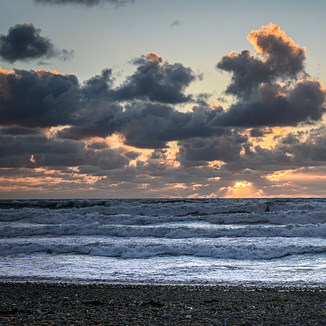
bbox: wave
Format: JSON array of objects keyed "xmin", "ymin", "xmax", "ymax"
[
  {"xmin": 0, "ymin": 199, "xmax": 112, "ymax": 210},
  {"xmin": 1, "ymin": 206, "xmax": 326, "ymax": 226},
  {"xmin": 1, "ymin": 197, "xmax": 325, "ymax": 212},
  {"xmin": 1, "ymin": 222, "xmax": 326, "ymax": 239},
  {"xmin": 1, "ymin": 237, "xmax": 325, "ymax": 260}
]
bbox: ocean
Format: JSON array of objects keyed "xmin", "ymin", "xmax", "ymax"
[{"xmin": 0, "ymin": 198, "xmax": 326, "ymax": 285}]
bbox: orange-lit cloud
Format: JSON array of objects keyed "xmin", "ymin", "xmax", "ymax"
[
  {"xmin": 266, "ymin": 168, "xmax": 326, "ymax": 182},
  {"xmin": 146, "ymin": 52, "xmax": 162, "ymax": 63},
  {"xmin": 247, "ymin": 22, "xmax": 306, "ymax": 60}
]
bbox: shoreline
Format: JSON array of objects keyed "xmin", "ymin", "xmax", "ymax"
[
  {"xmin": 2, "ymin": 276, "xmax": 326, "ymax": 288},
  {"xmin": 1, "ymin": 281, "xmax": 326, "ymax": 325}
]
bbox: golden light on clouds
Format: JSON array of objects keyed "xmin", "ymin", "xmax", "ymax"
[
  {"xmin": 207, "ymin": 161, "xmax": 226, "ymax": 169},
  {"xmin": 35, "ymin": 69, "xmax": 63, "ymax": 78},
  {"xmin": 247, "ymin": 22, "xmax": 306, "ymax": 58},
  {"xmin": 145, "ymin": 52, "xmax": 162, "ymax": 63},
  {"xmin": 0, "ymin": 67, "xmax": 14, "ymax": 74},
  {"xmin": 266, "ymin": 168, "xmax": 326, "ymax": 182},
  {"xmin": 0, "ymin": 167, "xmax": 105, "ymax": 196},
  {"xmin": 208, "ymin": 177, "xmax": 221, "ymax": 181}
]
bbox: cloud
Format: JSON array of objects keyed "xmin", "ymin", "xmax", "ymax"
[
  {"xmin": 248, "ymin": 23, "xmax": 306, "ymax": 77},
  {"xmin": 217, "ymin": 23, "xmax": 307, "ymax": 100},
  {"xmin": 170, "ymin": 19, "xmax": 182, "ymax": 28},
  {"xmin": 212, "ymin": 78, "xmax": 326, "ymax": 127},
  {"xmin": 215, "ymin": 23, "xmax": 326, "ymax": 127},
  {"xmin": 111, "ymin": 52, "xmax": 197, "ymax": 104},
  {"xmin": 0, "ymin": 131, "xmax": 130, "ymax": 170},
  {"xmin": 0, "ymin": 63, "xmax": 202, "ymax": 144},
  {"xmin": 0, "ymin": 68, "xmax": 80, "ymax": 127},
  {"xmin": 34, "ymin": 0, "xmax": 135, "ymax": 6},
  {"xmin": 0, "ymin": 23, "xmax": 73, "ymax": 63},
  {"xmin": 177, "ymin": 133, "xmax": 246, "ymax": 167},
  {"xmin": 110, "ymin": 102, "xmax": 227, "ymax": 149},
  {"xmin": 1, "ymin": 22, "xmax": 326, "ymax": 198},
  {"xmin": 1, "ymin": 23, "xmax": 326, "ymax": 198}
]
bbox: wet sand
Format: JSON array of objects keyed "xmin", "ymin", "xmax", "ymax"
[{"xmin": 0, "ymin": 281, "xmax": 326, "ymax": 325}]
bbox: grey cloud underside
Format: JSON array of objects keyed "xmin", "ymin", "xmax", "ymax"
[
  {"xmin": 178, "ymin": 133, "xmax": 247, "ymax": 167},
  {"xmin": 1, "ymin": 23, "xmax": 326, "ymax": 178},
  {"xmin": 0, "ymin": 131, "xmax": 129, "ymax": 170},
  {"xmin": 0, "ymin": 69, "xmax": 80, "ymax": 128},
  {"xmin": 177, "ymin": 126, "xmax": 326, "ymax": 173},
  {"xmin": 211, "ymin": 80, "xmax": 326, "ymax": 127},
  {"xmin": 1, "ymin": 64, "xmax": 324, "ymax": 150},
  {"xmin": 112, "ymin": 57, "xmax": 196, "ymax": 103},
  {"xmin": 217, "ymin": 25, "xmax": 306, "ymax": 100},
  {"xmin": 0, "ymin": 57, "xmax": 219, "ymax": 147},
  {"xmin": 0, "ymin": 24, "xmax": 73, "ymax": 63},
  {"xmin": 214, "ymin": 24, "xmax": 325, "ymax": 128},
  {"xmin": 34, "ymin": 0, "xmax": 134, "ymax": 6}
]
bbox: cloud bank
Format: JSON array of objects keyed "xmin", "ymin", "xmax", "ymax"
[{"xmin": 1, "ymin": 23, "xmax": 326, "ymax": 198}]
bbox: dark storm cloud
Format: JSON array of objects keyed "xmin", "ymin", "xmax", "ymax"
[
  {"xmin": 117, "ymin": 102, "xmax": 227, "ymax": 148},
  {"xmin": 217, "ymin": 50, "xmax": 270, "ymax": 99},
  {"xmin": 57, "ymin": 68, "xmax": 123, "ymax": 139},
  {"xmin": 82, "ymin": 69, "xmax": 114, "ymax": 98},
  {"xmin": 280, "ymin": 127, "xmax": 326, "ymax": 163},
  {"xmin": 177, "ymin": 133, "xmax": 247, "ymax": 166},
  {"xmin": 217, "ymin": 23, "xmax": 306, "ymax": 100},
  {"xmin": 0, "ymin": 133, "xmax": 85, "ymax": 168},
  {"xmin": 0, "ymin": 68, "xmax": 80, "ymax": 127},
  {"xmin": 174, "ymin": 124, "xmax": 326, "ymax": 173},
  {"xmin": 64, "ymin": 100, "xmax": 226, "ymax": 149},
  {"xmin": 0, "ymin": 51, "xmax": 201, "ymax": 144},
  {"xmin": 213, "ymin": 127, "xmax": 326, "ymax": 174},
  {"xmin": 0, "ymin": 126, "xmax": 42, "ymax": 136},
  {"xmin": 1, "ymin": 24, "xmax": 325, "ymax": 157},
  {"xmin": 34, "ymin": 0, "xmax": 135, "ymax": 6},
  {"xmin": 280, "ymin": 132, "xmax": 301, "ymax": 145},
  {"xmin": 212, "ymin": 79, "xmax": 326, "ymax": 127},
  {"xmin": 0, "ymin": 67, "xmax": 121, "ymax": 137},
  {"xmin": 0, "ymin": 133, "xmax": 130, "ymax": 170},
  {"xmin": 215, "ymin": 23, "xmax": 326, "ymax": 127},
  {"xmin": 111, "ymin": 53, "xmax": 197, "ymax": 104},
  {"xmin": 0, "ymin": 23, "xmax": 73, "ymax": 63},
  {"xmin": 248, "ymin": 23, "xmax": 306, "ymax": 77},
  {"xmin": 249, "ymin": 128, "xmax": 268, "ymax": 138}
]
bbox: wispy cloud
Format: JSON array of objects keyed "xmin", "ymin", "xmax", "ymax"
[{"xmin": 170, "ymin": 19, "xmax": 182, "ymax": 28}]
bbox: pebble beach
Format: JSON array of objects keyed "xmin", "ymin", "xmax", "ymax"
[{"xmin": 1, "ymin": 281, "xmax": 326, "ymax": 325}]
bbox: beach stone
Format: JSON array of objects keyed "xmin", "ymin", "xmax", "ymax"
[{"xmin": 1, "ymin": 282, "xmax": 326, "ymax": 325}]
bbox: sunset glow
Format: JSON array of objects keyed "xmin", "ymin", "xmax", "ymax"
[{"xmin": 1, "ymin": 1, "xmax": 326, "ymax": 199}]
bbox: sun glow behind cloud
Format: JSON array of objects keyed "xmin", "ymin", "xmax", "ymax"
[{"xmin": 223, "ymin": 181, "xmax": 259, "ymax": 198}]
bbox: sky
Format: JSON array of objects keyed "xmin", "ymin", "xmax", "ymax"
[{"xmin": 1, "ymin": 0, "xmax": 326, "ymax": 199}]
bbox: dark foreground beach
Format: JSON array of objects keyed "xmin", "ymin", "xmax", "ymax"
[{"xmin": 0, "ymin": 282, "xmax": 326, "ymax": 325}]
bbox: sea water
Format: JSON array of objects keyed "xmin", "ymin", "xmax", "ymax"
[{"xmin": 0, "ymin": 198, "xmax": 326, "ymax": 285}]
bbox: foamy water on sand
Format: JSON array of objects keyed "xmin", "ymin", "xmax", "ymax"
[{"xmin": 1, "ymin": 198, "xmax": 326, "ymax": 285}]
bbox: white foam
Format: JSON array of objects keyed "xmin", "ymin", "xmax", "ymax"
[
  {"xmin": 1, "ymin": 221, "xmax": 326, "ymax": 239},
  {"xmin": 1, "ymin": 236, "xmax": 326, "ymax": 260},
  {"xmin": 1, "ymin": 198, "xmax": 326, "ymax": 284}
]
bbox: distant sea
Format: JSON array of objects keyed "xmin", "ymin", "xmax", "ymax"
[{"xmin": 1, "ymin": 198, "xmax": 326, "ymax": 285}]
